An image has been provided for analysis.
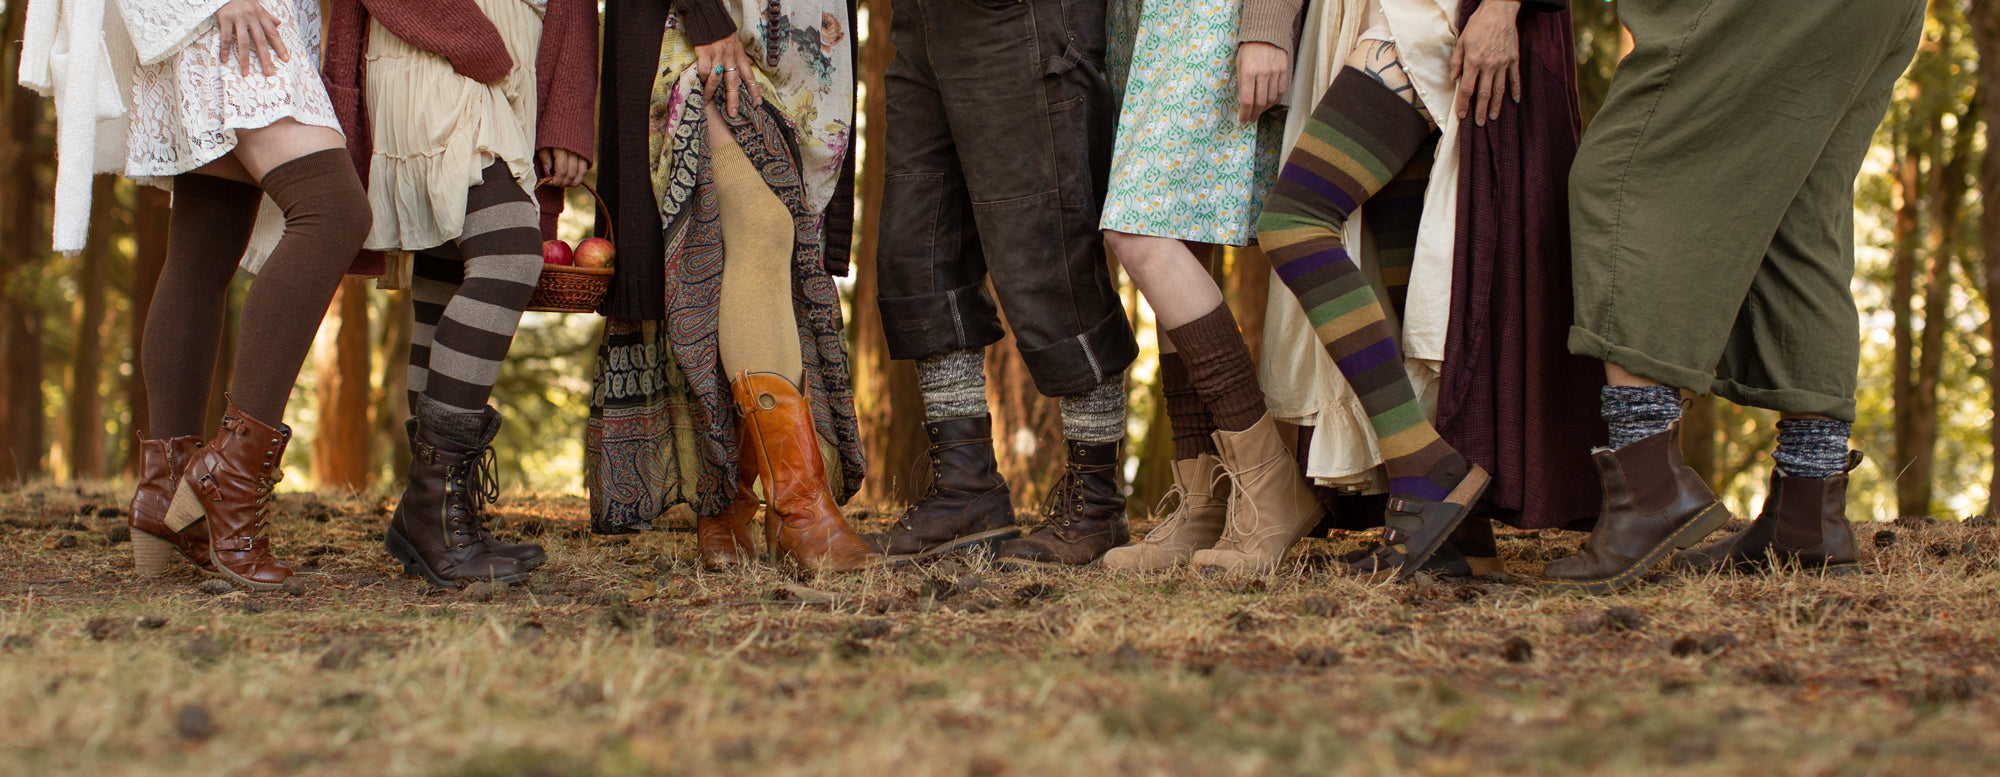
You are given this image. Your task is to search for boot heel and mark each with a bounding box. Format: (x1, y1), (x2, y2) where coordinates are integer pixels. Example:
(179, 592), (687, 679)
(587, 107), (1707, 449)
(133, 531), (178, 577)
(163, 479), (208, 532)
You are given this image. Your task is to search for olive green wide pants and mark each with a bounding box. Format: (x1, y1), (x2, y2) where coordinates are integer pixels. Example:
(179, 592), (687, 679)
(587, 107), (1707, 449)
(1567, 0), (1924, 422)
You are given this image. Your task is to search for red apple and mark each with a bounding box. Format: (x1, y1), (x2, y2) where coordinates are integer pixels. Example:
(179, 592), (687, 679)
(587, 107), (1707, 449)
(574, 237), (616, 269)
(542, 239), (573, 266)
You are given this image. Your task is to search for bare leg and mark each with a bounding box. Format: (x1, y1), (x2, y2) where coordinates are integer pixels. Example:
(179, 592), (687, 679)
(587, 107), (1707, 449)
(1104, 231), (1223, 331)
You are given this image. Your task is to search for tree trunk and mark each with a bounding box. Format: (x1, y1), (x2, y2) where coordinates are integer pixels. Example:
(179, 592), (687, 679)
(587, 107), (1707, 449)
(1889, 133), (1923, 518)
(129, 188), (172, 475)
(1681, 394), (1718, 487)
(67, 176), (114, 480)
(1906, 110), (1970, 520)
(847, 0), (929, 509)
(0, 2), (49, 482)
(312, 277), (375, 491)
(986, 319), (1067, 511)
(379, 288), (414, 486)
(1973, 0), (2000, 517)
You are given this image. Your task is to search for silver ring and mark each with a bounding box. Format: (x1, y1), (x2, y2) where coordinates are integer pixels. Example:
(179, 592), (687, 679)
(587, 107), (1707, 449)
(723, 67), (739, 72)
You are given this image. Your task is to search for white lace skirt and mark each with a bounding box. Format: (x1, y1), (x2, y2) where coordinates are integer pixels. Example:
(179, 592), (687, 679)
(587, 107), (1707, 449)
(125, 0), (341, 181)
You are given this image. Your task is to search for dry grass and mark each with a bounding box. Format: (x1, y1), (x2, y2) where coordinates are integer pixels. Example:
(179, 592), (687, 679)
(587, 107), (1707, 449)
(3, 479), (1999, 777)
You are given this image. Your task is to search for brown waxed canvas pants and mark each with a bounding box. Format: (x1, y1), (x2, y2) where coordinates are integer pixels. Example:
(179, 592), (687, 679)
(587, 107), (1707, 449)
(1567, 0), (1925, 423)
(874, 0), (1137, 398)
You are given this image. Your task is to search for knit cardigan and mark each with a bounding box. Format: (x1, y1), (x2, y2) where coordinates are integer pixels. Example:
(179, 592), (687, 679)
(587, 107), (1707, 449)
(320, 0), (600, 236)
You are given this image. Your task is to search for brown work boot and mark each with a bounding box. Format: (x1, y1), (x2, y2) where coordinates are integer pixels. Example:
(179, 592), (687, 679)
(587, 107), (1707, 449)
(1103, 455), (1228, 570)
(402, 416), (546, 570)
(1192, 416), (1328, 572)
(733, 372), (881, 572)
(1541, 422), (1734, 594)
(385, 408), (538, 589)
(131, 435), (213, 577)
(163, 400), (295, 591)
(864, 415), (1020, 562)
(698, 463), (761, 571)
(996, 440), (1129, 569)
(1673, 451), (1862, 575)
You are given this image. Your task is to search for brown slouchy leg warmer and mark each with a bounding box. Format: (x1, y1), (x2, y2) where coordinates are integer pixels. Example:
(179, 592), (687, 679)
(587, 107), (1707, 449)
(1166, 303), (1267, 434)
(229, 149), (371, 423)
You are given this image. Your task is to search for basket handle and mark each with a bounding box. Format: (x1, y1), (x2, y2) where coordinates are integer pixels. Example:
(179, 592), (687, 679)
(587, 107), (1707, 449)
(577, 181), (612, 244)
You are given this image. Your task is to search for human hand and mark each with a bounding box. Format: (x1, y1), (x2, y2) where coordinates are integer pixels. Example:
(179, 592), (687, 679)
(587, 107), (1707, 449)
(1450, 0), (1521, 126)
(1237, 42), (1290, 123)
(537, 148), (589, 188)
(216, 0), (291, 78)
(693, 37), (763, 119)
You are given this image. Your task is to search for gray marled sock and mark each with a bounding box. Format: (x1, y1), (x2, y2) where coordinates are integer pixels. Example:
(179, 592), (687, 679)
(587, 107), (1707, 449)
(1061, 375), (1127, 443)
(1601, 385), (1681, 450)
(1772, 418), (1852, 479)
(416, 395), (491, 447)
(917, 349), (988, 422)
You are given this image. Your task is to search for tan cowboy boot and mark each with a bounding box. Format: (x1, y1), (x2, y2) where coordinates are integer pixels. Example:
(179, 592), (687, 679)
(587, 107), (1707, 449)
(1103, 455), (1229, 570)
(732, 372), (881, 572)
(1191, 414), (1326, 572)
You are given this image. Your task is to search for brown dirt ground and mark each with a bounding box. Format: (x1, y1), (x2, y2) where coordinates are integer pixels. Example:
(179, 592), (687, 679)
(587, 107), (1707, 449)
(3, 479), (1999, 776)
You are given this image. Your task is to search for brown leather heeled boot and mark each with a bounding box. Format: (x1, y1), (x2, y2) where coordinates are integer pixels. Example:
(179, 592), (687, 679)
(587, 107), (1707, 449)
(1673, 451), (1863, 575)
(131, 435), (212, 577)
(1541, 422), (1734, 594)
(163, 401), (295, 591)
(732, 372), (880, 572)
(698, 462), (760, 571)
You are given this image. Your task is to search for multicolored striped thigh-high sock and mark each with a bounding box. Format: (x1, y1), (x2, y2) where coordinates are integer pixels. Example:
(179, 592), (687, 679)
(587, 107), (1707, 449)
(1368, 135), (1436, 320)
(1256, 67), (1464, 503)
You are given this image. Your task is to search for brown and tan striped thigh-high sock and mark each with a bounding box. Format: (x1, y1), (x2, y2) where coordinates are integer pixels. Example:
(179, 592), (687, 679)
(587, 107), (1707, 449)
(713, 140), (803, 385)
(407, 161), (543, 426)
(227, 149), (372, 424)
(144, 174), (264, 438)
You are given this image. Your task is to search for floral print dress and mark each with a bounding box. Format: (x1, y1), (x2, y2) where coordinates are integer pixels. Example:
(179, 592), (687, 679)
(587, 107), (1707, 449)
(1100, 0), (1283, 247)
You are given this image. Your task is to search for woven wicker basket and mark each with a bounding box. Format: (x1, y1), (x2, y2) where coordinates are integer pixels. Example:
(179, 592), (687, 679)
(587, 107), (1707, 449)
(527, 183), (614, 313)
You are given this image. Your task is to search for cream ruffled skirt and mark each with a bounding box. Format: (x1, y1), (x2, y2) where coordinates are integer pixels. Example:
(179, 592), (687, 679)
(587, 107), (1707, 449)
(363, 0), (544, 252)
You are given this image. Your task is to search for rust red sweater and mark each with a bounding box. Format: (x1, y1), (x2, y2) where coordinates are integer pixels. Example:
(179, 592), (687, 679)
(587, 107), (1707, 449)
(321, 0), (600, 239)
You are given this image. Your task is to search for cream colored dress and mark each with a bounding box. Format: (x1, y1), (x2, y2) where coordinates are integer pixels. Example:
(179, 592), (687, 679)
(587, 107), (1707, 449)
(363, 0), (546, 252)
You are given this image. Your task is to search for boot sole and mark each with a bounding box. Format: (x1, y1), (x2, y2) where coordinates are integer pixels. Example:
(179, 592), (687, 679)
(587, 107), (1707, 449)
(994, 557), (1100, 571)
(384, 524), (532, 591)
(882, 526), (1025, 567)
(1539, 501), (1734, 595)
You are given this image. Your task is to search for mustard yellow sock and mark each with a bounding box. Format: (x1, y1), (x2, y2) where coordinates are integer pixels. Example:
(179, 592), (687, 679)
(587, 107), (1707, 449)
(713, 141), (803, 385)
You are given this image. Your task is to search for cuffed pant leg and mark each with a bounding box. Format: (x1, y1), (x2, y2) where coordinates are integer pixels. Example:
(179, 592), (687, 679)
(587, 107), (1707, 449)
(931, 0), (1136, 398)
(1568, 0), (1925, 406)
(875, 0), (1006, 362)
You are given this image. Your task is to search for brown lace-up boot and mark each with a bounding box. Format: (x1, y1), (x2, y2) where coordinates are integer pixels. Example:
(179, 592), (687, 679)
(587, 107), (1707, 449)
(163, 401), (295, 591)
(1103, 455), (1228, 570)
(131, 435), (212, 577)
(996, 440), (1129, 569)
(386, 408), (538, 589)
(1673, 451), (1862, 575)
(733, 372), (881, 572)
(1541, 423), (1734, 593)
(400, 416), (545, 569)
(698, 463), (761, 570)
(863, 415), (1020, 562)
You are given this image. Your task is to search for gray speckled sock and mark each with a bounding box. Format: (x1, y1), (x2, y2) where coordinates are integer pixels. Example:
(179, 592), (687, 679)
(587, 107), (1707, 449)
(917, 349), (988, 422)
(1772, 418), (1852, 479)
(1600, 385), (1682, 449)
(1060, 375), (1127, 444)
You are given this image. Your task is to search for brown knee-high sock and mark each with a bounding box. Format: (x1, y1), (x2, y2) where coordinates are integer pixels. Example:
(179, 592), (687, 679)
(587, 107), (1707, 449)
(227, 149), (371, 423)
(144, 175), (263, 438)
(1160, 351), (1219, 459)
(1166, 304), (1267, 434)
(713, 141), (803, 385)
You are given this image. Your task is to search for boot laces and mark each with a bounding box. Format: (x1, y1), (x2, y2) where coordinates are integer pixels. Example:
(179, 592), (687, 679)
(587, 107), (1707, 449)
(1141, 468), (1227, 542)
(1034, 468), (1087, 541)
(251, 469), (283, 538)
(440, 448), (499, 550)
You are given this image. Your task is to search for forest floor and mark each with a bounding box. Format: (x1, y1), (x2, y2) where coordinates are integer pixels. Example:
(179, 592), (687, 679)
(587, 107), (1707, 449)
(3, 480), (1999, 777)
